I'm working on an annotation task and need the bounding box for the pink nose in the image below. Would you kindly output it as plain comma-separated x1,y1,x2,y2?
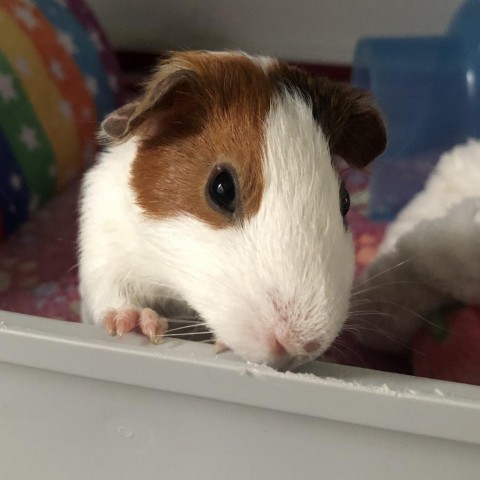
303,340,321,354
268,336,321,357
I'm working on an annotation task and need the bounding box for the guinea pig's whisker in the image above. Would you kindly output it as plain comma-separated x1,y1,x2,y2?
160,331,213,338
352,249,458,294
351,279,433,297
350,299,430,325
166,317,202,323
338,324,360,334
168,315,202,321
352,255,420,289
348,299,377,308
168,317,206,324
166,322,209,334
325,342,368,368
347,311,399,320
362,298,435,327
67,263,79,273
344,319,414,349
340,321,373,334
331,341,365,364
351,279,452,299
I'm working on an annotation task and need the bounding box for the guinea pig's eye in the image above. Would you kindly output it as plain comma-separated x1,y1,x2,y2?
208,167,236,214
340,183,350,216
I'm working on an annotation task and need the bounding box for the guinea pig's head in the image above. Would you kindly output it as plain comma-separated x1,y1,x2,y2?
101,51,386,367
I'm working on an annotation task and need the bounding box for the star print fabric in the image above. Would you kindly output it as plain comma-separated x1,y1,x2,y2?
0,0,121,238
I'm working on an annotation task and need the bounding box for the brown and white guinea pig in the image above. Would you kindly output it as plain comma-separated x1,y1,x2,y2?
78,50,386,367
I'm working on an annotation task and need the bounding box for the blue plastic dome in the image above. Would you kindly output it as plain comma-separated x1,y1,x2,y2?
353,0,480,220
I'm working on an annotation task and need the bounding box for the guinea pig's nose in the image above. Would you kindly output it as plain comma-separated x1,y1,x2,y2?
302,340,321,354
268,333,321,358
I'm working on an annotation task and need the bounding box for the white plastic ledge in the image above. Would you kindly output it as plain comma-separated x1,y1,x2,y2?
1,310,479,480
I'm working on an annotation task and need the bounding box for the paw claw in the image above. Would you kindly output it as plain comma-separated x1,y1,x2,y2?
144,326,156,343
215,341,229,354
140,308,168,344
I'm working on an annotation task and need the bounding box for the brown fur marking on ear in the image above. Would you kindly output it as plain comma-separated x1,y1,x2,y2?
130,52,277,228
272,65,387,168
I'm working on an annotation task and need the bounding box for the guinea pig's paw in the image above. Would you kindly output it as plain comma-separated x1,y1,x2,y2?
103,307,168,343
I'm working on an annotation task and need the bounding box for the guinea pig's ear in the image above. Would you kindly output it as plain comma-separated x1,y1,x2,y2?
276,67,386,168
315,79,387,169
101,102,139,139
100,68,202,143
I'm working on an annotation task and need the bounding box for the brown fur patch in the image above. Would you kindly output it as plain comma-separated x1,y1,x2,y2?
129,52,275,228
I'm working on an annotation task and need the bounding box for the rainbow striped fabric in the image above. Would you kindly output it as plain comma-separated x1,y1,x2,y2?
0,0,121,239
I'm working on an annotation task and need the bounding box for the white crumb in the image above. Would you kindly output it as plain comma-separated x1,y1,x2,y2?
239,366,262,378
265,369,435,399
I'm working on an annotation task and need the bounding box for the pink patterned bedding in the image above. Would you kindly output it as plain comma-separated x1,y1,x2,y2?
0,178,80,322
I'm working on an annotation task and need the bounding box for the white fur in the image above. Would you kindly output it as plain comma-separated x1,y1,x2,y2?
208,50,275,72
79,92,354,365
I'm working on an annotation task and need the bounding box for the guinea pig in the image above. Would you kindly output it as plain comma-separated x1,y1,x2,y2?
78,50,386,367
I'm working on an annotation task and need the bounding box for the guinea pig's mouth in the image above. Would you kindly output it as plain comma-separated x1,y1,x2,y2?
269,346,330,371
